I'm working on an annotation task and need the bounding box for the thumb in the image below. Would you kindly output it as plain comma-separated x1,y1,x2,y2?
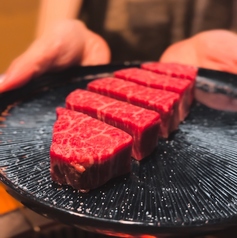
80,30,111,66
159,39,197,66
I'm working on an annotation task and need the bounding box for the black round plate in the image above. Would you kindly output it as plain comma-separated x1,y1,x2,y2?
1,65,237,237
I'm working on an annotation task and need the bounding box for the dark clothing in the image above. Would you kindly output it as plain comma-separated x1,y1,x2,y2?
79,0,236,62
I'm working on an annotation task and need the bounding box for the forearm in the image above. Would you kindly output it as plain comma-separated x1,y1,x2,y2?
36,0,83,37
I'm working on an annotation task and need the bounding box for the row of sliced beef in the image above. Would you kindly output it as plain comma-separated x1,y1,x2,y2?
50,62,197,191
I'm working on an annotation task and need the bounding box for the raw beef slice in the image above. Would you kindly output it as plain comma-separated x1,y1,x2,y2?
50,107,133,191
114,67,194,121
66,89,160,160
141,62,198,81
87,77,180,138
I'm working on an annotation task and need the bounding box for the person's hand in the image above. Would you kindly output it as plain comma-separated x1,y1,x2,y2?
0,19,111,93
160,29,237,74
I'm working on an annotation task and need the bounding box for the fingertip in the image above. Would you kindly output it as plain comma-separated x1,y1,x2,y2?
0,74,5,84
0,75,7,93
0,70,31,93
0,75,14,93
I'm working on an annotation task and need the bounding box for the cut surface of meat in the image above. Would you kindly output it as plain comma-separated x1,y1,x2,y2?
114,67,194,121
50,107,133,191
141,62,198,81
66,90,160,160
87,77,180,138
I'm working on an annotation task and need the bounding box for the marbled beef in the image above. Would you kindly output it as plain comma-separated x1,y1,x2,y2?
87,78,180,138
141,62,197,81
114,67,194,121
66,89,160,160
50,107,133,191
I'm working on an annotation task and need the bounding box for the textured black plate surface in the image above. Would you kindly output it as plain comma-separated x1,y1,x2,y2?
1,65,237,237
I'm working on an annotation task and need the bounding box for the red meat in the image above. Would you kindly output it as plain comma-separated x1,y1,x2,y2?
114,67,194,121
87,78,180,138
66,89,160,161
50,107,133,191
141,62,198,81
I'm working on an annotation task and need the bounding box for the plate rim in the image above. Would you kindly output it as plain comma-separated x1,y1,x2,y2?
1,63,237,236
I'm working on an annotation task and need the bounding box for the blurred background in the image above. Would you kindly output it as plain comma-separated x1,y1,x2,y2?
0,0,39,73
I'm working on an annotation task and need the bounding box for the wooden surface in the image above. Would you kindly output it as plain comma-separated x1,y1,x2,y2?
0,183,22,215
